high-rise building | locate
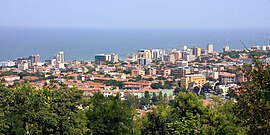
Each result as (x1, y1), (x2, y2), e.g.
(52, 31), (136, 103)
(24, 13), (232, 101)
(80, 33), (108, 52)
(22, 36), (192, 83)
(17, 59), (29, 70)
(138, 58), (150, 67)
(223, 46), (230, 52)
(56, 51), (64, 64)
(29, 54), (40, 66)
(174, 51), (182, 61)
(198, 48), (202, 56)
(193, 47), (201, 57)
(207, 44), (214, 53)
(126, 54), (137, 62)
(105, 54), (111, 62)
(138, 49), (152, 59)
(111, 53), (119, 62)
(45, 58), (56, 66)
(95, 54), (107, 63)
(137, 49), (152, 65)
(181, 45), (188, 51)
(95, 53), (116, 63)
(151, 49), (164, 60)
(56, 51), (65, 68)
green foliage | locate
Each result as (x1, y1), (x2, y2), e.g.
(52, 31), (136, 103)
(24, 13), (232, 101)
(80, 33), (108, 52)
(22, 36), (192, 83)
(0, 83), (86, 135)
(157, 76), (166, 80)
(222, 51), (245, 59)
(233, 60), (270, 134)
(125, 93), (139, 109)
(151, 81), (173, 89)
(104, 80), (123, 89)
(163, 81), (173, 89)
(142, 92), (246, 135)
(173, 87), (186, 95)
(138, 97), (150, 109)
(144, 91), (150, 99)
(142, 105), (172, 135)
(203, 82), (212, 90)
(86, 93), (134, 135)
(135, 75), (142, 81)
(151, 82), (163, 89)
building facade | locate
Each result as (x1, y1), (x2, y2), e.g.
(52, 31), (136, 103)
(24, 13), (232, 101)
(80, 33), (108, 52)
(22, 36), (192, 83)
(181, 74), (206, 89)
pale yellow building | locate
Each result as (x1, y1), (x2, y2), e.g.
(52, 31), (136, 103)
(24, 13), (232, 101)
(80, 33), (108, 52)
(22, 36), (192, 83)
(194, 47), (201, 57)
(131, 69), (145, 77)
(181, 74), (206, 89)
(149, 68), (157, 76)
(207, 44), (214, 53)
(138, 49), (152, 60)
(174, 51), (182, 60)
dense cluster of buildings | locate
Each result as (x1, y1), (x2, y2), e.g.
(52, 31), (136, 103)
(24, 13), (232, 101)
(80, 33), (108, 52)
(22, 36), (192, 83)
(1, 43), (270, 102)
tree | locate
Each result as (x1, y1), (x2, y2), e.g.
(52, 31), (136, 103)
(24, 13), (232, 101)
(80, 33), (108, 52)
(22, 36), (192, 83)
(145, 91), (150, 99)
(135, 75), (142, 81)
(212, 99), (247, 135)
(203, 82), (212, 91)
(139, 97), (150, 109)
(125, 93), (139, 109)
(151, 82), (163, 89)
(143, 92), (246, 134)
(173, 87), (181, 95)
(167, 92), (211, 134)
(192, 86), (200, 95)
(233, 59), (270, 134)
(142, 105), (172, 135)
(163, 81), (173, 89)
(104, 80), (123, 89)
(86, 93), (134, 135)
(151, 92), (158, 104)
(48, 85), (87, 135)
(0, 83), (86, 135)
(173, 87), (186, 95)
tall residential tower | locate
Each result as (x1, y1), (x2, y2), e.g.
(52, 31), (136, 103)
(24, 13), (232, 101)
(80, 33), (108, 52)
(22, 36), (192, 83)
(56, 51), (65, 68)
(207, 44), (214, 53)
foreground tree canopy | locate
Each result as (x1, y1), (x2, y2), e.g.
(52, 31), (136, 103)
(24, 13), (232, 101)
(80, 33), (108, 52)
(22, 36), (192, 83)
(0, 83), (87, 135)
(142, 92), (246, 135)
(0, 59), (270, 135)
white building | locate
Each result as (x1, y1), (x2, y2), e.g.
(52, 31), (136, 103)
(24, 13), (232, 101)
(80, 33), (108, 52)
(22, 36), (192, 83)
(45, 58), (56, 67)
(207, 43), (214, 53)
(29, 54), (40, 66)
(176, 61), (188, 67)
(181, 45), (188, 51)
(18, 59), (29, 70)
(216, 85), (229, 95)
(261, 45), (267, 51)
(223, 46), (230, 52)
(56, 51), (65, 68)
(0, 61), (15, 67)
(151, 49), (164, 60)
(56, 51), (64, 63)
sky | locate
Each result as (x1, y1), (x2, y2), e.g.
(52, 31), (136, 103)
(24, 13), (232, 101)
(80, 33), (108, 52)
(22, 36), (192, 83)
(0, 0), (270, 29)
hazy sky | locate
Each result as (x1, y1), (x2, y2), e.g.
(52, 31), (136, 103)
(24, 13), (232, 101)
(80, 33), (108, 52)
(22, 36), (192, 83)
(0, 0), (270, 28)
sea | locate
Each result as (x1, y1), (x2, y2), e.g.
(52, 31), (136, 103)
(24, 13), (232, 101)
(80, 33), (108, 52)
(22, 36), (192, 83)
(0, 27), (270, 62)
